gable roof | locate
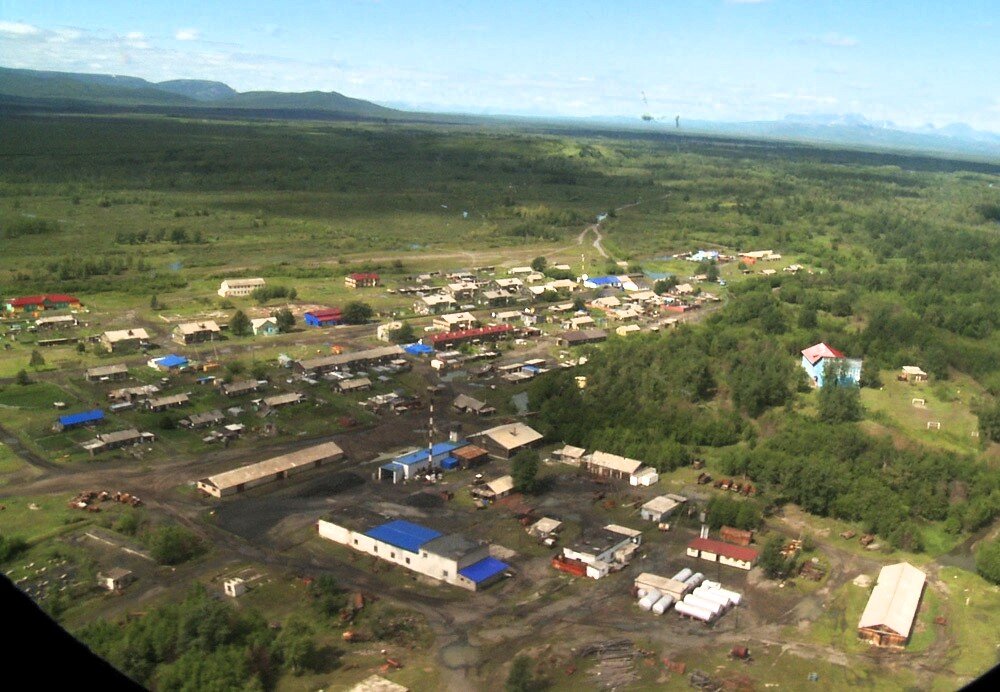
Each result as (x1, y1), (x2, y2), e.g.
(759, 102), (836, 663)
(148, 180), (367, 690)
(364, 520), (442, 553)
(478, 422), (543, 450)
(688, 537), (759, 562)
(801, 342), (846, 364)
(857, 562), (926, 637)
(458, 556), (509, 584)
(485, 475), (514, 495)
(588, 450), (644, 475)
(175, 320), (220, 335)
(59, 409), (104, 427)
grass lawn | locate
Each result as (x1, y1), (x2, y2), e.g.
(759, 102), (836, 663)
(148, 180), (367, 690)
(0, 442), (24, 476)
(861, 371), (983, 454)
(933, 566), (1000, 685)
(0, 493), (93, 543)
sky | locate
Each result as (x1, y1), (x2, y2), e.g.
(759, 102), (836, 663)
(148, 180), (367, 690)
(0, 0), (998, 131)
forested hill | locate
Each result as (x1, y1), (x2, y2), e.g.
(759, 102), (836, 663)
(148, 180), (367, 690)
(0, 67), (399, 118)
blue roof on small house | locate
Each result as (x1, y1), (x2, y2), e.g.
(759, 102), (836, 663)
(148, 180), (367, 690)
(59, 409), (104, 427)
(587, 276), (620, 286)
(458, 556), (509, 584)
(364, 520), (442, 553)
(403, 342), (434, 355)
(155, 354), (188, 368)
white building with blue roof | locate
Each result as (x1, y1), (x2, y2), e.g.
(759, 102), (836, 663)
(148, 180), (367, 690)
(317, 517), (509, 591)
(377, 441), (465, 483)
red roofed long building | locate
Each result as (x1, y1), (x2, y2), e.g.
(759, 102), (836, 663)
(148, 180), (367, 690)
(686, 537), (759, 570)
(4, 294), (81, 315)
(429, 324), (514, 350)
(345, 272), (379, 288)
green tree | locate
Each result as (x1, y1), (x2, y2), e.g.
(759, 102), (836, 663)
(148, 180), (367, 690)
(309, 575), (348, 618)
(150, 294), (160, 310)
(388, 322), (416, 344)
(798, 306), (818, 329)
(976, 539), (1000, 585)
(977, 401), (1000, 443)
(229, 310), (251, 337)
(653, 277), (677, 294)
(758, 535), (794, 579)
(16, 369), (30, 385)
(342, 301), (374, 325)
(729, 340), (795, 417)
(818, 380), (863, 423)
(506, 655), (538, 692)
(277, 616), (316, 675)
(273, 308), (295, 333)
(29, 349), (45, 368)
(704, 261), (719, 282)
(146, 526), (206, 565)
(530, 256), (548, 272)
(511, 450), (540, 494)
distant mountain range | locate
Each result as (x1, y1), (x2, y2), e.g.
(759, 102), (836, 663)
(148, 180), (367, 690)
(0, 67), (398, 118)
(2, 66), (998, 160)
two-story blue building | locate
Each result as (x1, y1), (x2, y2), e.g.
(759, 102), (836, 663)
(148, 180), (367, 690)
(801, 342), (862, 387)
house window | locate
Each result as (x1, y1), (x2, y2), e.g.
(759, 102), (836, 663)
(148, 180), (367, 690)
(391, 552), (396, 559)
(374, 546), (378, 553)
(405, 557), (410, 564)
(353, 539), (358, 545)
(442, 570), (448, 577)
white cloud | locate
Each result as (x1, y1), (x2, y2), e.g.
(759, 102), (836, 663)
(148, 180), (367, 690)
(126, 31), (145, 41)
(0, 21), (40, 36)
(175, 28), (200, 41)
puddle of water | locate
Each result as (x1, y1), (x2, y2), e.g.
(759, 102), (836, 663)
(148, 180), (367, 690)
(440, 642), (479, 669)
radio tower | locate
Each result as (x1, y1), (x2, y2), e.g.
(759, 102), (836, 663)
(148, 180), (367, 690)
(427, 400), (435, 472)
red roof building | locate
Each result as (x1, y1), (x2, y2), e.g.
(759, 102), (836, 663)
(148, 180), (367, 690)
(304, 308), (343, 327)
(686, 537), (759, 570)
(4, 294), (81, 314)
(345, 273), (379, 288)
(429, 324), (514, 349)
(801, 342), (846, 365)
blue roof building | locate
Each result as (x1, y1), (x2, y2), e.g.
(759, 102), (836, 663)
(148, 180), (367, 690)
(378, 440), (465, 483)
(55, 409), (105, 431)
(150, 354), (189, 370)
(583, 275), (622, 289)
(403, 342), (434, 356)
(318, 515), (510, 592)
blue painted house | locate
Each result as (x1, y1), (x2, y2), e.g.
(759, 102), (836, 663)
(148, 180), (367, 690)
(304, 308), (343, 327)
(801, 342), (862, 387)
(378, 440), (465, 483)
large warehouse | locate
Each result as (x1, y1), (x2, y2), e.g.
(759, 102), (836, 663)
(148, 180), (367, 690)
(857, 562), (927, 648)
(317, 516), (509, 591)
(197, 441), (344, 497)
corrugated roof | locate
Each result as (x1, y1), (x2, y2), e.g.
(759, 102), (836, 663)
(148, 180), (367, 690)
(154, 354), (188, 368)
(485, 475), (514, 495)
(87, 363), (128, 377)
(588, 450), (644, 475)
(642, 496), (681, 514)
(8, 294), (80, 306)
(200, 441), (344, 491)
(458, 557), (509, 584)
(429, 324), (513, 345)
(364, 520), (442, 553)
(59, 409), (105, 427)
(104, 328), (149, 342)
(297, 345), (404, 371)
(478, 422), (543, 450)
(175, 320), (221, 335)
(391, 441), (462, 466)
(857, 562), (926, 637)
(801, 342), (846, 365)
(98, 428), (144, 444)
(688, 537), (759, 563)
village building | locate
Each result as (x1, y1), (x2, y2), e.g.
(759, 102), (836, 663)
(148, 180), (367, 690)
(35, 314), (78, 329)
(720, 526), (754, 546)
(739, 250), (781, 264)
(446, 280), (479, 300)
(415, 294), (458, 315)
(86, 363), (129, 382)
(582, 275), (622, 289)
(552, 444), (587, 464)
(616, 324), (642, 337)
(260, 392), (304, 411)
(452, 394), (496, 416)
(221, 379), (265, 397)
(54, 409), (105, 432)
(686, 537), (759, 570)
(801, 342), (863, 387)
(493, 277), (524, 292)
(470, 475), (515, 501)
(294, 345), (405, 376)
(182, 409), (225, 428)
(450, 444), (489, 468)
(557, 329), (607, 347)
(345, 272), (379, 288)
(146, 393), (189, 412)
(480, 289), (516, 307)
(473, 422), (544, 459)
(317, 516), (509, 591)
(508, 266), (533, 276)
(640, 494), (688, 522)
(433, 311), (478, 332)
(857, 562), (927, 648)
(3, 293), (81, 316)
(107, 384), (159, 403)
(81, 428), (155, 456)
(491, 310), (524, 324)
(197, 441), (344, 497)
(97, 568), (134, 592)
(582, 450), (659, 486)
(251, 317), (280, 336)
(377, 441), (466, 483)
(172, 320), (221, 345)
(147, 354), (189, 371)
(428, 324), (514, 350)
(218, 278), (265, 298)
(561, 524), (643, 579)
(101, 328), (149, 352)
(304, 308), (343, 327)
(900, 366), (928, 382)
(337, 376), (373, 393)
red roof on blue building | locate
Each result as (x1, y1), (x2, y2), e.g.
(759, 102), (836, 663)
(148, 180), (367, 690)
(801, 342), (845, 365)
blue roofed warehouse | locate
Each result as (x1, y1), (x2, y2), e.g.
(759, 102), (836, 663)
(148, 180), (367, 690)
(54, 409), (105, 432)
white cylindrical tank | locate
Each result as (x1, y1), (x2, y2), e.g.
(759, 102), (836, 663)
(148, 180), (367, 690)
(693, 586), (732, 609)
(702, 580), (722, 590)
(651, 595), (675, 615)
(684, 594), (722, 616)
(672, 568), (693, 582)
(638, 589), (662, 611)
(715, 587), (742, 606)
(675, 600), (713, 622)
(683, 572), (705, 591)
(636, 588), (647, 599)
